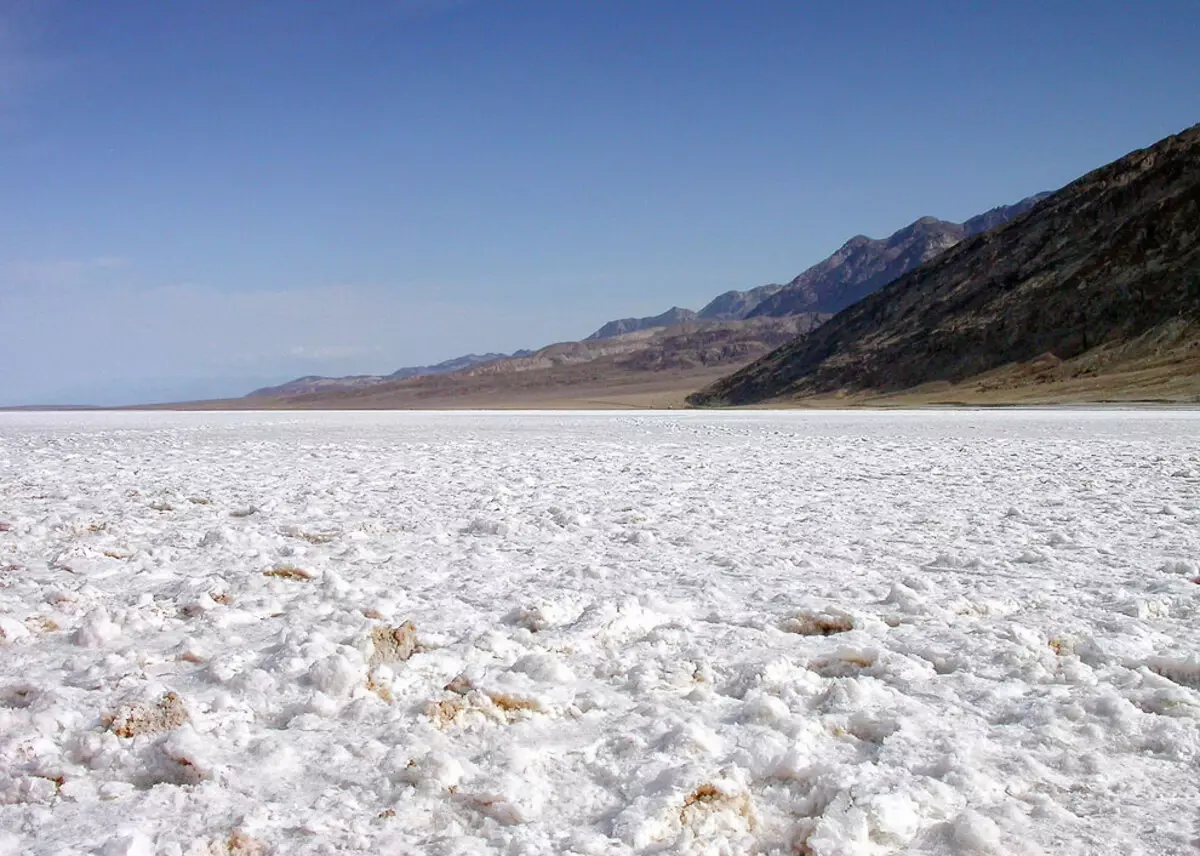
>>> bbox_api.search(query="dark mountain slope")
[690,125,1200,406]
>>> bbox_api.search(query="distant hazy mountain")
[248,353,513,398]
[585,307,698,341]
[247,375,387,398]
[386,353,509,380]
[696,284,786,321]
[746,193,1048,319]
[233,316,828,409]
[689,126,1200,406]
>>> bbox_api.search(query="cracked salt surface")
[0,410,1198,855]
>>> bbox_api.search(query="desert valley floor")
[0,411,1198,855]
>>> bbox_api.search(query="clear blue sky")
[1,0,1197,404]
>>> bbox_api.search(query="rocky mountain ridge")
[746,195,1051,318]
[689,125,1200,406]
[584,307,698,340]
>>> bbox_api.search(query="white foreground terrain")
[0,410,1198,856]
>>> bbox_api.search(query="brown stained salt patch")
[425,697,473,728]
[366,674,394,704]
[369,622,417,666]
[780,610,855,637]
[211,591,234,605]
[792,825,818,856]
[195,830,270,856]
[263,565,314,581]
[487,691,541,714]
[1048,636,1076,656]
[424,689,542,728]
[0,522,12,532]
[187,496,213,505]
[24,616,59,633]
[106,692,189,738]
[807,650,876,678]
[225,831,269,856]
[2,564,23,574]
[680,783,757,832]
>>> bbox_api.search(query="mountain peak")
[585,306,698,341]
[745,197,1046,320]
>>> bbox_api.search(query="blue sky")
[1,0,1197,405]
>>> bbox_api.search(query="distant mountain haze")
[584,307,699,340]
[689,125,1200,406]
[696,284,787,321]
[222,316,827,410]
[247,353,514,398]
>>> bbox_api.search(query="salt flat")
[0,411,1197,856]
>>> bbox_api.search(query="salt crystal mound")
[0,409,1198,855]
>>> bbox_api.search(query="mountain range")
[230,125,1200,411]
[689,124,1200,406]
[248,352,527,398]
[247,193,1046,400]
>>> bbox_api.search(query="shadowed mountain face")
[745,195,1049,320]
[689,125,1200,406]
